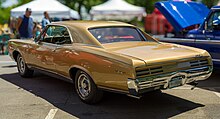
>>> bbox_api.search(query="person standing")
[16,8,34,39]
[41,11,51,29]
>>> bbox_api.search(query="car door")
[194,11,220,66]
[51,26,74,77]
[194,39,220,66]
[212,32,220,65]
[30,25,63,71]
[203,10,216,40]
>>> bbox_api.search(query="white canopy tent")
[90,0,146,20]
[11,0,80,21]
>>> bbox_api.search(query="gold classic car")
[8,21,212,104]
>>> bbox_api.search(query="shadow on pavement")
[1,65,17,68]
[0,71,205,119]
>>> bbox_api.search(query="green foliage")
[17,0,32,6]
[202,0,219,8]
[126,0,158,13]
[0,7,11,24]
[59,0,160,19]
[58,0,107,19]
[0,0,8,24]
[0,0,31,24]
[0,8,12,24]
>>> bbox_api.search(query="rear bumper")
[127,66,212,96]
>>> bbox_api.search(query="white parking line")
[213,92,220,98]
[174,86,220,99]
[45,109,58,119]
[173,86,220,90]
[172,85,194,90]
[209,88,220,98]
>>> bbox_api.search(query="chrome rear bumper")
[127,66,212,96]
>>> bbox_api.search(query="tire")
[75,70,103,104]
[17,54,34,77]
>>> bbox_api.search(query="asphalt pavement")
[0,55,220,119]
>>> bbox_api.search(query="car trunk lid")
[103,41,202,65]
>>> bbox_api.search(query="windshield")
[89,27,156,44]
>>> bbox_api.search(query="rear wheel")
[75,70,103,104]
[17,54,34,77]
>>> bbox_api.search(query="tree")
[17,0,32,6]
[59,0,161,19]
[0,0,8,24]
[126,0,158,13]
[0,0,31,24]
[58,0,107,20]
[202,0,219,8]
[58,0,220,20]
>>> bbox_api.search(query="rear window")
[89,27,152,44]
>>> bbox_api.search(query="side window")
[207,11,220,30]
[207,13,214,30]
[41,26,71,44]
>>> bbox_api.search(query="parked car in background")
[8,21,212,104]
[155,1,210,37]
[155,1,220,67]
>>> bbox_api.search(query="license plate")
[169,76,183,88]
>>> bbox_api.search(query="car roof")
[51,21,134,30]
[48,21,136,48]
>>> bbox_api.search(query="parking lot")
[0,55,220,119]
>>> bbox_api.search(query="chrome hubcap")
[18,57,25,74]
[77,73,91,98]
